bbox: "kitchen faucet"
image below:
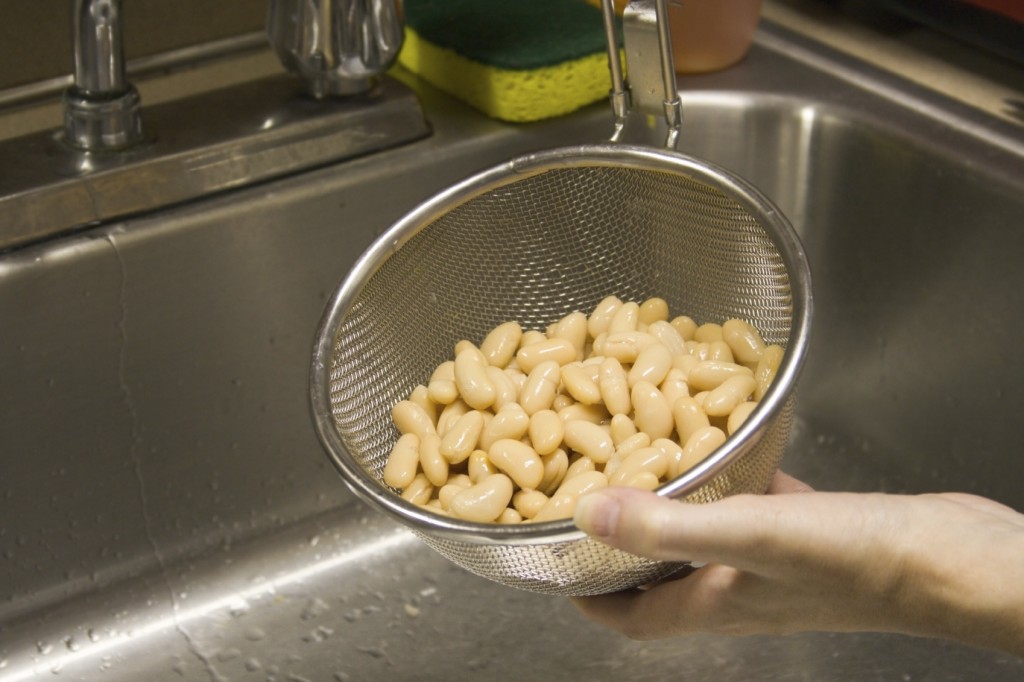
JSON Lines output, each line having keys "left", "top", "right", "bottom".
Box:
{"left": 63, "top": 0, "right": 144, "bottom": 151}
{"left": 267, "top": 0, "right": 404, "bottom": 98}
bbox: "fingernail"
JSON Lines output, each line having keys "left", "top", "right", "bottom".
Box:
{"left": 574, "top": 492, "right": 620, "bottom": 538}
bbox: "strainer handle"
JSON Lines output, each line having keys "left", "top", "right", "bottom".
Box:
{"left": 601, "top": 0, "right": 684, "bottom": 148}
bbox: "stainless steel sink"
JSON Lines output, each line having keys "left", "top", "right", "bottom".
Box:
{"left": 2, "top": 22, "right": 1023, "bottom": 680}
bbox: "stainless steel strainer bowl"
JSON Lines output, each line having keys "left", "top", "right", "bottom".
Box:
{"left": 310, "top": 144, "right": 812, "bottom": 596}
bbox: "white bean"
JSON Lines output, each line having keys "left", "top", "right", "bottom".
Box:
{"left": 722, "top": 318, "right": 766, "bottom": 367}
{"left": 528, "top": 409, "right": 564, "bottom": 456}
{"left": 639, "top": 297, "right": 670, "bottom": 325}
{"left": 516, "top": 337, "right": 577, "bottom": 374}
{"left": 587, "top": 296, "right": 622, "bottom": 339}
{"left": 631, "top": 381, "right": 674, "bottom": 440}
{"left": 519, "top": 360, "right": 561, "bottom": 415}
{"left": 755, "top": 344, "right": 784, "bottom": 401}
{"left": 672, "top": 395, "right": 710, "bottom": 443}
{"left": 674, "top": 426, "right": 727, "bottom": 477}
{"left": 539, "top": 448, "right": 569, "bottom": 496}
{"left": 400, "top": 473, "right": 433, "bottom": 506}
{"left": 480, "top": 321, "right": 523, "bottom": 368}
{"left": 552, "top": 311, "right": 588, "bottom": 360}
{"left": 488, "top": 439, "right": 544, "bottom": 490}
{"left": 687, "top": 360, "right": 754, "bottom": 392}
{"left": 628, "top": 343, "right": 673, "bottom": 388}
{"left": 392, "top": 400, "right": 436, "bottom": 440}
{"left": 560, "top": 363, "right": 602, "bottom": 405}
{"left": 383, "top": 433, "right": 420, "bottom": 489}
{"left": 454, "top": 346, "right": 496, "bottom": 410}
{"left": 418, "top": 433, "right": 448, "bottom": 487}
{"left": 439, "top": 410, "right": 484, "bottom": 464}
{"left": 479, "top": 403, "right": 530, "bottom": 451}
{"left": 449, "top": 473, "right": 514, "bottom": 522}
{"left": 671, "top": 315, "right": 697, "bottom": 341}
{"left": 563, "top": 420, "right": 615, "bottom": 464}
{"left": 703, "top": 374, "right": 756, "bottom": 418}
{"left": 727, "top": 400, "right": 758, "bottom": 435}
{"left": 599, "top": 357, "right": 631, "bottom": 416}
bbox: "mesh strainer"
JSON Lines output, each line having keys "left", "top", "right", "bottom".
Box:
{"left": 309, "top": 1, "right": 812, "bottom": 596}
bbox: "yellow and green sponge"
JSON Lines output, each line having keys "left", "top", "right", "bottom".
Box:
{"left": 398, "top": 0, "right": 615, "bottom": 123}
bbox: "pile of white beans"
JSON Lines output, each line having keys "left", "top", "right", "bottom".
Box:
{"left": 384, "top": 295, "right": 782, "bottom": 524}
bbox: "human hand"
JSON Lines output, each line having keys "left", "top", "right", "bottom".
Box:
{"left": 571, "top": 471, "right": 1024, "bottom": 657}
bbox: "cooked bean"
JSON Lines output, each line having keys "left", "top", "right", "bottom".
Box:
{"left": 479, "top": 403, "right": 530, "bottom": 451}
{"left": 539, "top": 448, "right": 569, "bottom": 496}
{"left": 439, "top": 410, "right": 484, "bottom": 463}
{"left": 468, "top": 448, "right": 497, "bottom": 483}
{"left": 755, "top": 344, "right": 784, "bottom": 401}
{"left": 609, "top": 447, "right": 668, "bottom": 486}
{"left": 516, "top": 337, "right": 577, "bottom": 374}
{"left": 687, "top": 360, "right": 754, "bottom": 392}
{"left": 608, "top": 301, "right": 640, "bottom": 333}
{"left": 674, "top": 426, "right": 727, "bottom": 477}
{"left": 659, "top": 368, "right": 690, "bottom": 405}
{"left": 646, "top": 319, "right": 686, "bottom": 356}
{"left": 561, "top": 363, "right": 602, "bottom": 405}
{"left": 513, "top": 489, "right": 550, "bottom": 519}
{"left": 609, "top": 413, "right": 638, "bottom": 446}
{"left": 703, "top": 374, "right": 756, "bottom": 418}
{"left": 628, "top": 343, "right": 673, "bottom": 388}
{"left": 427, "top": 360, "right": 457, "bottom": 403}
{"left": 400, "top": 473, "right": 433, "bottom": 506}
{"left": 639, "top": 297, "right": 670, "bottom": 325}
{"left": 528, "top": 409, "right": 564, "bottom": 455}
{"left": 485, "top": 365, "right": 519, "bottom": 411}
{"left": 436, "top": 399, "right": 469, "bottom": 436}
{"left": 384, "top": 433, "right": 420, "bottom": 489}
{"left": 418, "top": 433, "right": 448, "bottom": 487}
{"left": 631, "top": 381, "right": 674, "bottom": 440}
{"left": 392, "top": 400, "right": 436, "bottom": 440}
{"left": 598, "top": 357, "right": 631, "bottom": 416}
{"left": 727, "top": 400, "right": 758, "bottom": 435}
{"left": 587, "top": 295, "right": 622, "bottom": 339}
{"left": 722, "top": 318, "right": 766, "bottom": 367}
{"left": 519, "top": 360, "right": 561, "bottom": 415}
{"left": 454, "top": 346, "right": 496, "bottom": 410}
{"left": 480, "top": 321, "right": 523, "bottom": 368}
{"left": 563, "top": 420, "right": 615, "bottom": 464}
{"left": 449, "top": 473, "right": 514, "bottom": 522}
{"left": 694, "top": 323, "right": 723, "bottom": 343}
{"left": 672, "top": 395, "right": 710, "bottom": 443}
{"left": 552, "top": 311, "right": 588, "bottom": 360}
{"left": 671, "top": 315, "right": 697, "bottom": 341}
{"left": 488, "top": 439, "right": 544, "bottom": 490}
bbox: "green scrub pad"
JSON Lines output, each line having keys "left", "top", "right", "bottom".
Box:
{"left": 399, "top": 0, "right": 613, "bottom": 122}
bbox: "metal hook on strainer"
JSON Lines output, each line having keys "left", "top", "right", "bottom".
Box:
{"left": 310, "top": 0, "right": 812, "bottom": 596}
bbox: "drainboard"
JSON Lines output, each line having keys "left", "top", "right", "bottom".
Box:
{"left": 1, "top": 23, "right": 1023, "bottom": 681}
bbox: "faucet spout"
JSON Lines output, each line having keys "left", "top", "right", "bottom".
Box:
{"left": 63, "top": 0, "right": 144, "bottom": 151}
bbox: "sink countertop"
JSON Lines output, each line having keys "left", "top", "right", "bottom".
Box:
{"left": 0, "top": 0, "right": 1020, "bottom": 145}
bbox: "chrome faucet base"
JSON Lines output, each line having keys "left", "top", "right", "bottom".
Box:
{"left": 0, "top": 74, "right": 430, "bottom": 252}
{"left": 62, "top": 84, "right": 144, "bottom": 151}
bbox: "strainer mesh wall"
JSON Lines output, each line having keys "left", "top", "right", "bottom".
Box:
{"left": 325, "top": 164, "right": 797, "bottom": 595}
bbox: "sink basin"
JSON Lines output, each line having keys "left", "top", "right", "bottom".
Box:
{"left": 2, "top": 22, "right": 1023, "bottom": 680}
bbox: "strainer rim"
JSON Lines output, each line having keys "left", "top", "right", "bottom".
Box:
{"left": 310, "top": 143, "right": 813, "bottom": 545}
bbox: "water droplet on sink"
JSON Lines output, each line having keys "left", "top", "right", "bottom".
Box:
{"left": 243, "top": 626, "right": 266, "bottom": 642}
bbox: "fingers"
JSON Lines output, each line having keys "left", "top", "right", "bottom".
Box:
{"left": 574, "top": 486, "right": 779, "bottom": 567}
{"left": 571, "top": 564, "right": 749, "bottom": 639}
{"left": 573, "top": 478, "right": 868, "bottom": 570}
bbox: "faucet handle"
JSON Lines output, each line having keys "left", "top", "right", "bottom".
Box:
{"left": 267, "top": 0, "right": 404, "bottom": 98}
